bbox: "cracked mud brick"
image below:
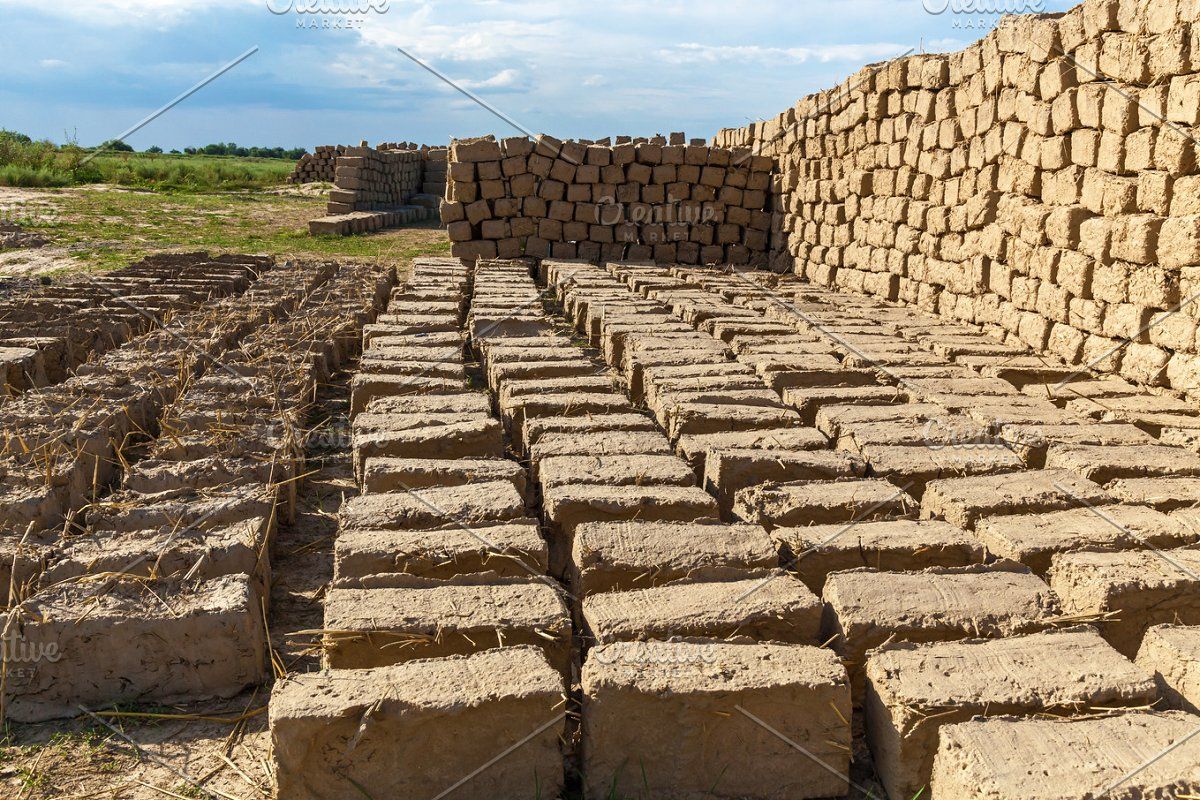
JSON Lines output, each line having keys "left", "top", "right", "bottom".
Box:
{"left": 322, "top": 580, "right": 570, "bottom": 671}
{"left": 583, "top": 641, "right": 849, "bottom": 800}
{"left": 931, "top": 712, "right": 1200, "bottom": 799}
{"left": 734, "top": 478, "right": 916, "bottom": 528}
{"left": 360, "top": 456, "right": 527, "bottom": 497}
{"left": 338, "top": 482, "right": 526, "bottom": 531}
{"left": 704, "top": 448, "right": 864, "bottom": 515}
{"left": 271, "top": 647, "right": 566, "bottom": 800}
{"left": 571, "top": 520, "right": 777, "bottom": 594}
{"left": 920, "top": 469, "right": 1112, "bottom": 529}
{"left": 864, "top": 628, "right": 1158, "bottom": 800}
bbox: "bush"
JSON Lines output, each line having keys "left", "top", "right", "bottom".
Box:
{"left": 145, "top": 145, "right": 163, "bottom": 154}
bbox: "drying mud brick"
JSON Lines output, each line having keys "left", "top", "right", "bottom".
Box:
{"left": 360, "top": 456, "right": 527, "bottom": 496}
{"left": 582, "top": 641, "right": 850, "bottom": 800}
{"left": 735, "top": 478, "right": 916, "bottom": 528}
{"left": 920, "top": 469, "right": 1112, "bottom": 529}
{"left": 859, "top": 444, "right": 1024, "bottom": 495}
{"left": 270, "top": 647, "right": 566, "bottom": 800}
{"left": 1136, "top": 625, "right": 1200, "bottom": 713}
{"left": 542, "top": 483, "right": 719, "bottom": 532}
{"left": 537, "top": 453, "right": 696, "bottom": 490}
{"left": 703, "top": 448, "right": 864, "bottom": 515}
{"left": 322, "top": 580, "right": 571, "bottom": 671}
{"left": 864, "top": 628, "right": 1159, "bottom": 800}
{"left": 5, "top": 574, "right": 265, "bottom": 723}
{"left": 571, "top": 520, "right": 777, "bottom": 594}
{"left": 1045, "top": 442, "right": 1200, "bottom": 484}
{"left": 338, "top": 481, "right": 526, "bottom": 531}
{"left": 931, "top": 712, "right": 1200, "bottom": 800}
{"left": 1049, "top": 548, "right": 1200, "bottom": 657}
{"left": 1108, "top": 476, "right": 1200, "bottom": 510}
{"left": 773, "top": 519, "right": 986, "bottom": 593}
{"left": 675, "top": 426, "right": 829, "bottom": 475}
{"left": 581, "top": 572, "right": 822, "bottom": 645}
{"left": 333, "top": 520, "right": 547, "bottom": 581}
{"left": 822, "top": 566, "right": 1059, "bottom": 697}
{"left": 975, "top": 504, "right": 1198, "bottom": 575}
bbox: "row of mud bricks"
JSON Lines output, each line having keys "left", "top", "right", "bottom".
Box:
{"left": 0, "top": 258, "right": 393, "bottom": 723}
{"left": 716, "top": 0, "right": 1200, "bottom": 402}
{"left": 268, "top": 256, "right": 1200, "bottom": 799}
{"left": 0, "top": 252, "right": 271, "bottom": 399}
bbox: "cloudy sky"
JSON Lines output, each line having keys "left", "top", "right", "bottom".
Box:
{"left": 0, "top": 0, "right": 1074, "bottom": 151}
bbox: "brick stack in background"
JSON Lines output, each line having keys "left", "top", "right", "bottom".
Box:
{"left": 714, "top": 0, "right": 1200, "bottom": 399}
{"left": 440, "top": 133, "right": 773, "bottom": 265}
{"left": 288, "top": 145, "right": 345, "bottom": 184}
{"left": 309, "top": 143, "right": 443, "bottom": 236}
{"left": 422, "top": 147, "right": 448, "bottom": 197}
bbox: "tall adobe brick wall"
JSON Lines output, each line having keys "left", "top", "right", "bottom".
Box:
{"left": 715, "top": 0, "right": 1200, "bottom": 397}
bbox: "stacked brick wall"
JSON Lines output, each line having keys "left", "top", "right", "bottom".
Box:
{"left": 440, "top": 135, "right": 774, "bottom": 265}
{"left": 715, "top": 0, "right": 1200, "bottom": 398}
{"left": 288, "top": 145, "right": 346, "bottom": 183}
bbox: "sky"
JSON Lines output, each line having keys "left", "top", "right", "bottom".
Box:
{"left": 0, "top": 0, "right": 1076, "bottom": 152}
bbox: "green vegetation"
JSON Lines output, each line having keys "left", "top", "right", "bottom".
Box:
{"left": 12, "top": 186, "right": 451, "bottom": 274}
{"left": 0, "top": 130, "right": 300, "bottom": 191}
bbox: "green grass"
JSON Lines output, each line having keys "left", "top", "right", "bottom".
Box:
{"left": 8, "top": 185, "right": 451, "bottom": 275}
{"left": 0, "top": 134, "right": 295, "bottom": 191}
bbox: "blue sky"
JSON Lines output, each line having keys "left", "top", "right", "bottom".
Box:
{"left": 0, "top": 0, "right": 1075, "bottom": 151}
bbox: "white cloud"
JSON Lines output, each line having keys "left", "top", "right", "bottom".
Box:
{"left": 0, "top": 0, "right": 254, "bottom": 24}
{"left": 39, "top": 58, "right": 67, "bottom": 68}
{"left": 459, "top": 68, "right": 522, "bottom": 90}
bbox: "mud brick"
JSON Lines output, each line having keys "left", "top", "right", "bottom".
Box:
{"left": 975, "top": 504, "right": 1198, "bottom": 576}
{"left": 538, "top": 453, "right": 695, "bottom": 492}
{"left": 1107, "top": 476, "right": 1200, "bottom": 510}
{"left": 662, "top": 402, "right": 802, "bottom": 441}
{"left": 583, "top": 642, "right": 850, "bottom": 800}
{"left": 773, "top": 519, "right": 985, "bottom": 593}
{"left": 864, "top": 628, "right": 1158, "bottom": 800}
{"left": 528, "top": 431, "right": 673, "bottom": 474}
{"left": 735, "top": 478, "right": 917, "bottom": 528}
{"left": 583, "top": 571, "right": 821, "bottom": 646}
{"left": 352, "top": 418, "right": 504, "bottom": 475}
{"left": 1049, "top": 547, "right": 1200, "bottom": 656}
{"left": 271, "top": 647, "right": 565, "bottom": 800}
{"left": 860, "top": 444, "right": 1024, "bottom": 495}
{"left": 921, "top": 469, "right": 1112, "bottom": 529}
{"left": 1045, "top": 442, "right": 1200, "bottom": 483}
{"left": 363, "top": 391, "right": 489, "bottom": 417}
{"left": 323, "top": 580, "right": 570, "bottom": 670}
{"left": 814, "top": 402, "right": 946, "bottom": 439}
{"left": 675, "top": 428, "right": 828, "bottom": 479}
{"left": 571, "top": 520, "right": 777, "bottom": 594}
{"left": 5, "top": 574, "right": 265, "bottom": 722}
{"left": 704, "top": 449, "right": 865, "bottom": 515}
{"left": 523, "top": 413, "right": 659, "bottom": 454}
{"left": 997, "top": 421, "right": 1156, "bottom": 466}
{"left": 349, "top": 373, "right": 465, "bottom": 416}
{"left": 1134, "top": 625, "right": 1200, "bottom": 715}
{"left": 543, "top": 483, "right": 719, "bottom": 533}
{"left": 333, "top": 520, "right": 546, "bottom": 581}
{"left": 339, "top": 482, "right": 526, "bottom": 531}
{"left": 502, "top": 393, "right": 631, "bottom": 449}
{"left": 361, "top": 457, "right": 526, "bottom": 497}
{"left": 931, "top": 712, "right": 1200, "bottom": 800}
{"left": 782, "top": 385, "right": 909, "bottom": 424}
{"left": 823, "top": 566, "right": 1059, "bottom": 697}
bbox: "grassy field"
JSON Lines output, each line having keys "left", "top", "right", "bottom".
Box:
{"left": 0, "top": 184, "right": 451, "bottom": 277}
